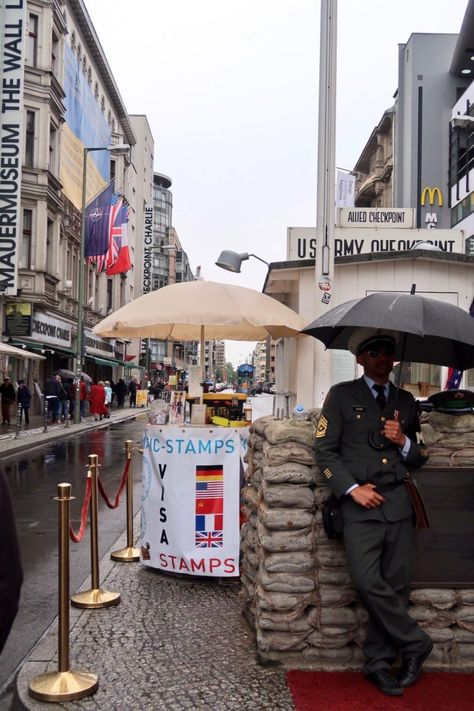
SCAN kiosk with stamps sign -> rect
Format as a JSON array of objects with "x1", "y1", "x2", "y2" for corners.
[{"x1": 140, "y1": 425, "x2": 243, "y2": 577}]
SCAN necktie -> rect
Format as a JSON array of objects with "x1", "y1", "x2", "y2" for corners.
[{"x1": 373, "y1": 384, "x2": 387, "y2": 410}]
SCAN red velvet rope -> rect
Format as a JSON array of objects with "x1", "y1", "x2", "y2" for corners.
[
  {"x1": 97, "y1": 459, "x2": 131, "y2": 509},
  {"x1": 69, "y1": 476, "x2": 92, "y2": 543}
]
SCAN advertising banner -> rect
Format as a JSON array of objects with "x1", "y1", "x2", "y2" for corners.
[
  {"x1": 60, "y1": 44, "x2": 111, "y2": 208},
  {"x1": 0, "y1": 1, "x2": 27, "y2": 295},
  {"x1": 140, "y1": 425, "x2": 242, "y2": 576}
]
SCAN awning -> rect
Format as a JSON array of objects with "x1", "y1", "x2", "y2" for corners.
[
  {"x1": 11, "y1": 340, "x2": 75, "y2": 358},
  {"x1": 85, "y1": 354, "x2": 144, "y2": 370},
  {"x1": 86, "y1": 355, "x2": 120, "y2": 367}
]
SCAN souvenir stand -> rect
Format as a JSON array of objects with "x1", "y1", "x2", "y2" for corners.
[{"x1": 91, "y1": 279, "x2": 307, "y2": 579}]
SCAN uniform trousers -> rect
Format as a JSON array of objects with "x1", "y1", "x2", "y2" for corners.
[{"x1": 343, "y1": 517, "x2": 430, "y2": 674}]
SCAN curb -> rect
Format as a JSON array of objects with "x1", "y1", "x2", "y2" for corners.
[{"x1": 0, "y1": 408, "x2": 150, "y2": 460}]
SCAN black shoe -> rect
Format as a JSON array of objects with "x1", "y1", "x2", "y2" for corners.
[
  {"x1": 397, "y1": 641, "x2": 433, "y2": 688},
  {"x1": 367, "y1": 669, "x2": 404, "y2": 696}
]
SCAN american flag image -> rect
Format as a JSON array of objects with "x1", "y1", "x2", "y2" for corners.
[{"x1": 195, "y1": 465, "x2": 223, "y2": 548}]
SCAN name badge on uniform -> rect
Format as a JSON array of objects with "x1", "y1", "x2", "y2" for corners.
[{"x1": 353, "y1": 406, "x2": 366, "y2": 412}]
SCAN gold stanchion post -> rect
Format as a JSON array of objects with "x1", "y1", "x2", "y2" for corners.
[
  {"x1": 28, "y1": 483, "x2": 98, "y2": 702},
  {"x1": 111, "y1": 440, "x2": 140, "y2": 561},
  {"x1": 71, "y1": 454, "x2": 121, "y2": 608}
]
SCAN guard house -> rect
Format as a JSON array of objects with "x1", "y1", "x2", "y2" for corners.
[{"x1": 264, "y1": 211, "x2": 474, "y2": 412}]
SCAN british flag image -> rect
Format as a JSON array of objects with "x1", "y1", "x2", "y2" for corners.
[{"x1": 195, "y1": 465, "x2": 224, "y2": 548}]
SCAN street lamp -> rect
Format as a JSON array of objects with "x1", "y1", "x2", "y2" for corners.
[
  {"x1": 215, "y1": 249, "x2": 272, "y2": 384},
  {"x1": 75, "y1": 143, "x2": 130, "y2": 424},
  {"x1": 215, "y1": 250, "x2": 269, "y2": 273}
]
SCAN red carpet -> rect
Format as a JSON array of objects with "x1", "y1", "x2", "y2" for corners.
[{"x1": 287, "y1": 670, "x2": 474, "y2": 711}]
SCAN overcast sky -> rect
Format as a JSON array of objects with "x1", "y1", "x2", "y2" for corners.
[{"x1": 86, "y1": 0, "x2": 468, "y2": 366}]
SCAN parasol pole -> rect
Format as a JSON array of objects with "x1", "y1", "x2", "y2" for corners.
[{"x1": 200, "y1": 325, "x2": 205, "y2": 404}]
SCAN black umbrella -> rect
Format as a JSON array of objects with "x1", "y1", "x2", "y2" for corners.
[
  {"x1": 56, "y1": 368, "x2": 92, "y2": 384},
  {"x1": 302, "y1": 288, "x2": 474, "y2": 371}
]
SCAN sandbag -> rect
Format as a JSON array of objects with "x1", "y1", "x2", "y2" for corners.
[
  {"x1": 263, "y1": 441, "x2": 315, "y2": 467},
  {"x1": 256, "y1": 628, "x2": 310, "y2": 652},
  {"x1": 264, "y1": 551, "x2": 315, "y2": 574},
  {"x1": 260, "y1": 569, "x2": 315, "y2": 594},
  {"x1": 261, "y1": 480, "x2": 314, "y2": 509},
  {"x1": 258, "y1": 502, "x2": 314, "y2": 531},
  {"x1": 263, "y1": 420, "x2": 315, "y2": 448},
  {"x1": 257, "y1": 610, "x2": 312, "y2": 632},
  {"x1": 409, "y1": 589, "x2": 457, "y2": 610},
  {"x1": 257, "y1": 522, "x2": 313, "y2": 552},
  {"x1": 263, "y1": 462, "x2": 317, "y2": 485}
]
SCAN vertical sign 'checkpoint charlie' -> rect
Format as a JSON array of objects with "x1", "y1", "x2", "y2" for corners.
[
  {"x1": 0, "y1": 1, "x2": 26, "y2": 295},
  {"x1": 140, "y1": 425, "x2": 241, "y2": 576}
]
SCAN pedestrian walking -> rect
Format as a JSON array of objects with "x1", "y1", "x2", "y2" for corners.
[
  {"x1": 89, "y1": 381, "x2": 108, "y2": 421},
  {"x1": 0, "y1": 463, "x2": 23, "y2": 653},
  {"x1": 44, "y1": 374, "x2": 60, "y2": 423},
  {"x1": 0, "y1": 376, "x2": 16, "y2": 426},
  {"x1": 70, "y1": 377, "x2": 88, "y2": 420},
  {"x1": 104, "y1": 380, "x2": 112, "y2": 418},
  {"x1": 56, "y1": 375, "x2": 69, "y2": 423},
  {"x1": 115, "y1": 378, "x2": 127, "y2": 407},
  {"x1": 314, "y1": 330, "x2": 432, "y2": 697},
  {"x1": 16, "y1": 380, "x2": 31, "y2": 426},
  {"x1": 128, "y1": 378, "x2": 138, "y2": 408}
]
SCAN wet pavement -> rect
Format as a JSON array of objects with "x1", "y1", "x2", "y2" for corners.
[
  {"x1": 1, "y1": 403, "x2": 294, "y2": 711},
  {"x1": 0, "y1": 414, "x2": 146, "y2": 690}
]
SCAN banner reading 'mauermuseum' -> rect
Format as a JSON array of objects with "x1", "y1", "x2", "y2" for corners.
[
  {"x1": 140, "y1": 425, "x2": 242, "y2": 577},
  {"x1": 1, "y1": 1, "x2": 27, "y2": 295}
]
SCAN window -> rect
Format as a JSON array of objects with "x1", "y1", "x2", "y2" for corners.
[
  {"x1": 20, "y1": 209, "x2": 32, "y2": 269},
  {"x1": 87, "y1": 67, "x2": 92, "y2": 85},
  {"x1": 25, "y1": 111, "x2": 35, "y2": 167},
  {"x1": 100, "y1": 96, "x2": 105, "y2": 112},
  {"x1": 46, "y1": 218, "x2": 54, "y2": 274},
  {"x1": 51, "y1": 32, "x2": 59, "y2": 75},
  {"x1": 110, "y1": 159, "x2": 116, "y2": 181},
  {"x1": 49, "y1": 122, "x2": 58, "y2": 174},
  {"x1": 26, "y1": 14, "x2": 38, "y2": 66},
  {"x1": 106, "y1": 279, "x2": 113, "y2": 311},
  {"x1": 94, "y1": 81, "x2": 99, "y2": 99},
  {"x1": 71, "y1": 31, "x2": 76, "y2": 49}
]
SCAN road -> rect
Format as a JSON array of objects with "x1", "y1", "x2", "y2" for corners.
[{"x1": 0, "y1": 416, "x2": 146, "y2": 691}]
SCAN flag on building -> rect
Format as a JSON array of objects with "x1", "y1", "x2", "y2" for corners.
[
  {"x1": 443, "y1": 298, "x2": 474, "y2": 390},
  {"x1": 195, "y1": 465, "x2": 224, "y2": 547},
  {"x1": 104, "y1": 192, "x2": 123, "y2": 272},
  {"x1": 84, "y1": 181, "x2": 115, "y2": 270},
  {"x1": 106, "y1": 203, "x2": 131, "y2": 275}
]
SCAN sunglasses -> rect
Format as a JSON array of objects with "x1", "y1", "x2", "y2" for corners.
[{"x1": 366, "y1": 347, "x2": 395, "y2": 358}]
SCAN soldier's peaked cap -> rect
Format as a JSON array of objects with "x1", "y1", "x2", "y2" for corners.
[{"x1": 348, "y1": 328, "x2": 398, "y2": 356}]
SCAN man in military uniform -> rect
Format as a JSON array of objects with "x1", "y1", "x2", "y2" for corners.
[{"x1": 314, "y1": 329, "x2": 432, "y2": 696}]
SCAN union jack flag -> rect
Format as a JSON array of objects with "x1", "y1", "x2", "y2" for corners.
[
  {"x1": 195, "y1": 530, "x2": 223, "y2": 548},
  {"x1": 104, "y1": 193, "x2": 123, "y2": 272}
]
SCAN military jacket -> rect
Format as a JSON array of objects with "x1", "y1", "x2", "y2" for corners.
[{"x1": 314, "y1": 377, "x2": 429, "y2": 522}]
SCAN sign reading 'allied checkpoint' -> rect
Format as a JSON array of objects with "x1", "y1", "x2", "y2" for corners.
[{"x1": 140, "y1": 425, "x2": 243, "y2": 577}]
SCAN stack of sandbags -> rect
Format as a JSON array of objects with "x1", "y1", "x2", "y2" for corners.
[
  {"x1": 409, "y1": 589, "x2": 474, "y2": 669},
  {"x1": 241, "y1": 415, "x2": 360, "y2": 667},
  {"x1": 422, "y1": 413, "x2": 474, "y2": 467}
]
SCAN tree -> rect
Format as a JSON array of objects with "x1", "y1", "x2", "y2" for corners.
[{"x1": 225, "y1": 361, "x2": 235, "y2": 384}]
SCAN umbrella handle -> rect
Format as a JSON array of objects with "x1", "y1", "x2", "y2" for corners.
[{"x1": 393, "y1": 283, "x2": 416, "y2": 412}]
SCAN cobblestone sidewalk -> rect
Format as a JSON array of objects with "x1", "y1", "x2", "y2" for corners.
[{"x1": 16, "y1": 537, "x2": 294, "y2": 710}]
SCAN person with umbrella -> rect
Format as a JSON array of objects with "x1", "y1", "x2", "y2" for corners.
[{"x1": 314, "y1": 328, "x2": 432, "y2": 697}]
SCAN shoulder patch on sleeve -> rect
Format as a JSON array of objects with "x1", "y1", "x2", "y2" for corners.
[
  {"x1": 316, "y1": 414, "x2": 328, "y2": 438},
  {"x1": 323, "y1": 467, "x2": 333, "y2": 479}
]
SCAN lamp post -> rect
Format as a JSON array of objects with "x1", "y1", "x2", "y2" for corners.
[{"x1": 75, "y1": 143, "x2": 130, "y2": 424}]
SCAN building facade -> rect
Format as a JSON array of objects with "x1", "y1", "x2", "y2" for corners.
[
  {"x1": 0, "y1": 0, "x2": 147, "y2": 386},
  {"x1": 146, "y1": 172, "x2": 196, "y2": 383}
]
